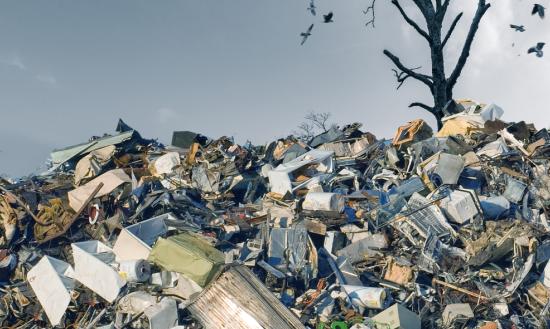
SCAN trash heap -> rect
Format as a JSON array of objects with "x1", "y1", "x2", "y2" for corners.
[{"x1": 2, "y1": 101, "x2": 550, "y2": 329}]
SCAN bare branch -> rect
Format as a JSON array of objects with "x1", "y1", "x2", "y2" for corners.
[
  {"x1": 364, "y1": 0, "x2": 376, "y2": 28},
  {"x1": 365, "y1": 19, "x2": 375, "y2": 28},
  {"x1": 392, "y1": 69, "x2": 405, "y2": 89},
  {"x1": 391, "y1": 0, "x2": 431, "y2": 43},
  {"x1": 447, "y1": 0, "x2": 490, "y2": 93},
  {"x1": 392, "y1": 66, "x2": 422, "y2": 89},
  {"x1": 442, "y1": 12, "x2": 463, "y2": 48},
  {"x1": 422, "y1": 0, "x2": 437, "y2": 12},
  {"x1": 438, "y1": 0, "x2": 451, "y2": 21},
  {"x1": 409, "y1": 102, "x2": 435, "y2": 113},
  {"x1": 411, "y1": 0, "x2": 432, "y2": 16},
  {"x1": 294, "y1": 122, "x2": 315, "y2": 142},
  {"x1": 412, "y1": 0, "x2": 439, "y2": 24},
  {"x1": 383, "y1": 49, "x2": 433, "y2": 89},
  {"x1": 305, "y1": 111, "x2": 332, "y2": 132}
]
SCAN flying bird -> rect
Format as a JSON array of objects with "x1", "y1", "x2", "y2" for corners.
[
  {"x1": 532, "y1": 4, "x2": 545, "y2": 18},
  {"x1": 300, "y1": 24, "x2": 314, "y2": 45},
  {"x1": 323, "y1": 12, "x2": 334, "y2": 23},
  {"x1": 510, "y1": 24, "x2": 526, "y2": 32},
  {"x1": 307, "y1": 0, "x2": 316, "y2": 16},
  {"x1": 528, "y1": 42, "x2": 545, "y2": 57}
]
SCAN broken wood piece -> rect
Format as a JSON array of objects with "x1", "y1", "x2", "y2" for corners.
[{"x1": 432, "y1": 278, "x2": 489, "y2": 301}]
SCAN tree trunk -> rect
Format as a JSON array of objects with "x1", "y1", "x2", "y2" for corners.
[
  {"x1": 384, "y1": 0, "x2": 490, "y2": 131},
  {"x1": 429, "y1": 25, "x2": 447, "y2": 130}
]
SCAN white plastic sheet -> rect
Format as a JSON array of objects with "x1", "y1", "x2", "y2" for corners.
[
  {"x1": 72, "y1": 241, "x2": 126, "y2": 303},
  {"x1": 267, "y1": 150, "x2": 334, "y2": 195},
  {"x1": 302, "y1": 192, "x2": 344, "y2": 213},
  {"x1": 27, "y1": 256, "x2": 75, "y2": 326}
]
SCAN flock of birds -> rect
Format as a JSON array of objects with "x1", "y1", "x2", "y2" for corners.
[
  {"x1": 301, "y1": 1, "x2": 547, "y2": 59},
  {"x1": 512, "y1": 3, "x2": 546, "y2": 58},
  {"x1": 300, "y1": 0, "x2": 333, "y2": 45}
]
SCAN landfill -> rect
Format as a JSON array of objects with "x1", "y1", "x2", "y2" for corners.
[{"x1": 2, "y1": 100, "x2": 550, "y2": 328}]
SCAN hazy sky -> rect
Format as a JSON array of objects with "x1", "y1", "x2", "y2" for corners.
[{"x1": 0, "y1": 0, "x2": 548, "y2": 177}]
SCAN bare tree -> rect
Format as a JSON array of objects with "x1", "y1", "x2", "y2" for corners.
[
  {"x1": 294, "y1": 111, "x2": 334, "y2": 142},
  {"x1": 383, "y1": 0, "x2": 491, "y2": 129},
  {"x1": 305, "y1": 111, "x2": 332, "y2": 132},
  {"x1": 293, "y1": 122, "x2": 316, "y2": 142}
]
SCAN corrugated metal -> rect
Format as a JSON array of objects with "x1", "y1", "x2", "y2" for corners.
[
  {"x1": 50, "y1": 130, "x2": 135, "y2": 167},
  {"x1": 188, "y1": 266, "x2": 305, "y2": 329}
]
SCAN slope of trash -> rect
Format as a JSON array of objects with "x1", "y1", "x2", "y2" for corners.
[{"x1": 1, "y1": 100, "x2": 550, "y2": 328}]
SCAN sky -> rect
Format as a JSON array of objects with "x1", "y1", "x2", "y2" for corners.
[{"x1": 0, "y1": 0, "x2": 548, "y2": 177}]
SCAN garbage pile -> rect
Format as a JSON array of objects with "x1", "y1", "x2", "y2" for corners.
[{"x1": 2, "y1": 100, "x2": 550, "y2": 328}]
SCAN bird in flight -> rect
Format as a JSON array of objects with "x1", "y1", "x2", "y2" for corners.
[
  {"x1": 300, "y1": 24, "x2": 314, "y2": 45},
  {"x1": 307, "y1": 0, "x2": 316, "y2": 16},
  {"x1": 532, "y1": 4, "x2": 545, "y2": 18},
  {"x1": 528, "y1": 42, "x2": 545, "y2": 57},
  {"x1": 510, "y1": 24, "x2": 526, "y2": 32},
  {"x1": 323, "y1": 12, "x2": 334, "y2": 23}
]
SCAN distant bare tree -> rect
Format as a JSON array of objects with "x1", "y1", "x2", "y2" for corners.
[
  {"x1": 383, "y1": 0, "x2": 491, "y2": 129},
  {"x1": 294, "y1": 122, "x2": 316, "y2": 142},
  {"x1": 294, "y1": 111, "x2": 334, "y2": 142},
  {"x1": 305, "y1": 111, "x2": 332, "y2": 132}
]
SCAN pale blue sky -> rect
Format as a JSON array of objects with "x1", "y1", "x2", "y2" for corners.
[{"x1": 0, "y1": 0, "x2": 548, "y2": 177}]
